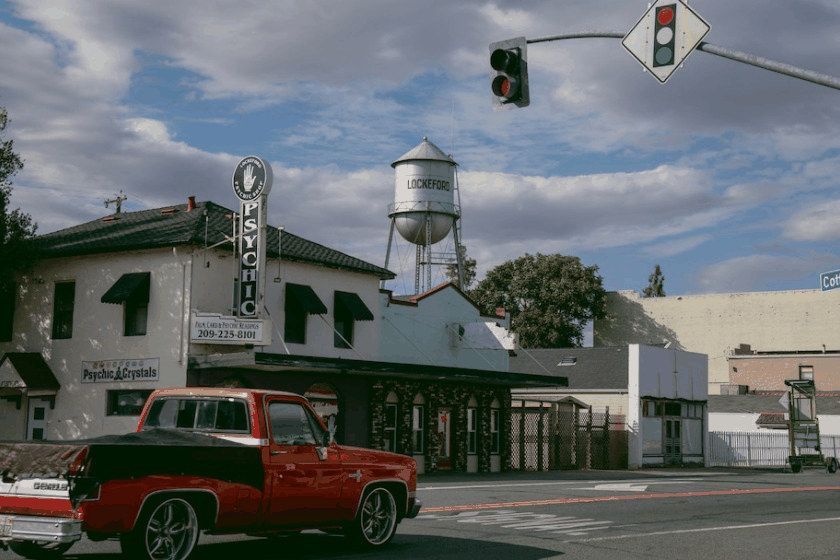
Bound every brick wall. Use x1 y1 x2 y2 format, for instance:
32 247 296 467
369 379 512 472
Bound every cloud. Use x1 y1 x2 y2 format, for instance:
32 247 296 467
782 199 840 242
695 253 840 293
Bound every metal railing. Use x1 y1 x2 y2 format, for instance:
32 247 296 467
709 431 840 467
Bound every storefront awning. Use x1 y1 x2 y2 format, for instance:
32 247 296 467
101 272 150 304
0 353 61 397
286 283 327 314
335 291 373 321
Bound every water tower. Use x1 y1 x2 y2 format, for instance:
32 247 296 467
383 137 465 294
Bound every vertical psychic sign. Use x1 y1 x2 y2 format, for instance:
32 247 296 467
232 156 273 317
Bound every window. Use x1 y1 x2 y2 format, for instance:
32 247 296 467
800 365 814 381
333 291 373 349
284 284 327 345
467 406 477 455
125 296 148 336
268 401 325 446
52 281 75 339
334 299 354 348
284 295 307 344
490 406 500 455
412 394 425 455
385 393 398 452
305 383 339 442
142 397 250 433
107 390 153 416
101 273 150 336
0 283 14 342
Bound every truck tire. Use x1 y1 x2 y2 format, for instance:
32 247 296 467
8 541 73 560
348 487 398 547
120 497 199 560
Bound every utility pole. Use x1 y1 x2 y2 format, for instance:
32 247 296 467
104 191 127 213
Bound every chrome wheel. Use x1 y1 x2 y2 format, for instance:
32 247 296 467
355 487 397 547
141 498 199 560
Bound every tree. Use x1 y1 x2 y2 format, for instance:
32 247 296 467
444 246 477 291
469 253 607 348
643 264 666 298
0 106 37 289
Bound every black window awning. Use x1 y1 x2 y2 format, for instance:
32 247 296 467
0 353 61 394
101 272 150 304
335 291 374 321
286 284 327 314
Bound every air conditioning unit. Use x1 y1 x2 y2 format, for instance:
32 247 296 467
448 323 465 347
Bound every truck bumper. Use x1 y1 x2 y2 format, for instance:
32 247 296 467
407 496 423 519
0 514 83 544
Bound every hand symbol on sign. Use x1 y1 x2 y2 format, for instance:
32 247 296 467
243 164 256 192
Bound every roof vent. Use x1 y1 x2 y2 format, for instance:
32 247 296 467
161 208 179 214
558 357 577 366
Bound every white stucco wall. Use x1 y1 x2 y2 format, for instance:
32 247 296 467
1 248 193 439
628 345 709 469
1 243 387 440
379 285 511 371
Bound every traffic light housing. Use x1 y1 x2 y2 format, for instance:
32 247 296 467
653 4 677 67
490 37 529 110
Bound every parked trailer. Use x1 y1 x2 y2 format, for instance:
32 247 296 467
786 379 839 473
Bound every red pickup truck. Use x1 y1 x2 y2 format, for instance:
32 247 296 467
0 387 421 560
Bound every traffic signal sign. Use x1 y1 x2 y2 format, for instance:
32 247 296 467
621 0 710 84
653 4 677 67
489 37 529 110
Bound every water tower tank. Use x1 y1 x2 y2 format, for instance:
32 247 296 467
390 137 459 245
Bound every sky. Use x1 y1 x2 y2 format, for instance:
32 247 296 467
2 0 840 298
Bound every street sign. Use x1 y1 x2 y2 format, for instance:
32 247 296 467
622 0 710 84
820 269 840 292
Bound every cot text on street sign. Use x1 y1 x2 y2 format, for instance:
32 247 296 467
821 270 840 292
622 0 710 84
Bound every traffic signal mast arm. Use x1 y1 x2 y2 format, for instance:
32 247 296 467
523 32 840 92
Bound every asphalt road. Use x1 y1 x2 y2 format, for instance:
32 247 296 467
4 467 840 560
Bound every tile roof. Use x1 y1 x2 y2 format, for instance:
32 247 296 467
508 347 629 390
35 200 395 280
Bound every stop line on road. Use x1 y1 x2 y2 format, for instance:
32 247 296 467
418 509 619 537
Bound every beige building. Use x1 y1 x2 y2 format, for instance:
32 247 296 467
595 289 840 395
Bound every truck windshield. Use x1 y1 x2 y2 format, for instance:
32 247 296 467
143 398 250 433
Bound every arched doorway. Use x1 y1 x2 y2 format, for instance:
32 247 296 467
304 383 341 443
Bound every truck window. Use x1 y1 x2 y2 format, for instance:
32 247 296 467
269 402 325 446
143 397 250 433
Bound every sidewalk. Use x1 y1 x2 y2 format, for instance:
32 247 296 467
417 466 781 485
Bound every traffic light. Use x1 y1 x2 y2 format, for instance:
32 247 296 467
489 37 529 110
653 4 677 67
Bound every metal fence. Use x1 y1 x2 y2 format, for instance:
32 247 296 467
709 431 840 467
510 401 627 471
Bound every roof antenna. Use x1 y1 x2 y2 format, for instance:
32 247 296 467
104 191 127 213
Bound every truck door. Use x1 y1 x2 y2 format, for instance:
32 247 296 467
264 399 343 526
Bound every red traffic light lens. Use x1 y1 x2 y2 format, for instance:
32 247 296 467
657 6 674 25
492 75 518 99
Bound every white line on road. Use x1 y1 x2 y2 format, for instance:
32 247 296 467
419 478 704 491
564 516 840 543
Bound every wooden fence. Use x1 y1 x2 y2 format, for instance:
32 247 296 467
709 431 840 467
